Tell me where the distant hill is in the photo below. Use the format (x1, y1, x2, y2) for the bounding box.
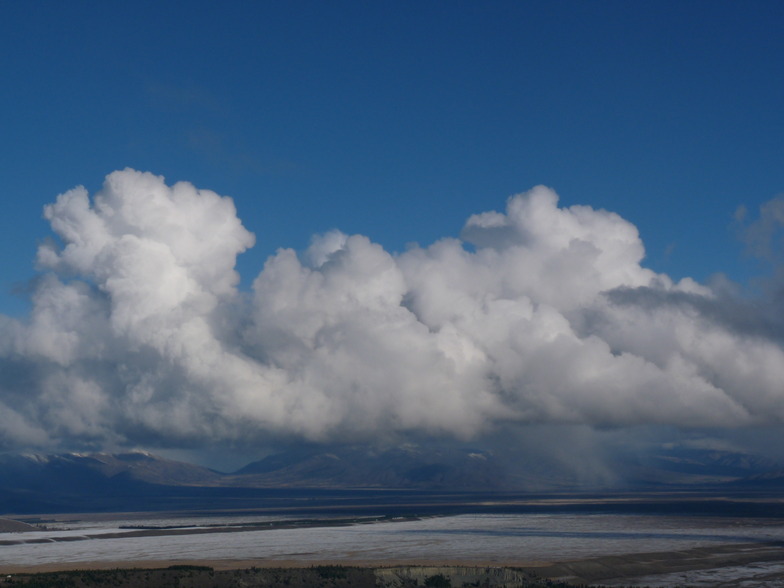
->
(1, 444, 783, 515)
(0, 452, 224, 513)
(0, 451, 221, 490)
(0, 517, 36, 532)
(229, 445, 508, 489)
(0, 447, 513, 514)
(728, 468, 784, 487)
(621, 446, 782, 487)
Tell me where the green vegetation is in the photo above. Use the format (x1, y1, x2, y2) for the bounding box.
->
(313, 565, 349, 579)
(424, 573, 452, 587)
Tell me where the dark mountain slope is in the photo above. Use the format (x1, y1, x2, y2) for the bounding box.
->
(231, 445, 508, 489)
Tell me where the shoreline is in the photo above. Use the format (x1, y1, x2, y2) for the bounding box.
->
(0, 558, 551, 574)
(2, 541, 784, 584)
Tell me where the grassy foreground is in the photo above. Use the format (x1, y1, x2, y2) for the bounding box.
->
(0, 565, 620, 587)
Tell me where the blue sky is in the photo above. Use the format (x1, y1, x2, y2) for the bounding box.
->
(2, 0, 782, 315)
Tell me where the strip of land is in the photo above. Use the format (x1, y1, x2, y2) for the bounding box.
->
(0, 518, 36, 533)
(530, 541, 784, 584)
(2, 541, 784, 585)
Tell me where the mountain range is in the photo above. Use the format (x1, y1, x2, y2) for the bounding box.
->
(1, 444, 783, 515)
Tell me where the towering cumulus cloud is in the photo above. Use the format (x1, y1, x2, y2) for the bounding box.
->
(0, 169, 782, 452)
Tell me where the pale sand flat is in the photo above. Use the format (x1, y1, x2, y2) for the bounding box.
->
(2, 542, 783, 583)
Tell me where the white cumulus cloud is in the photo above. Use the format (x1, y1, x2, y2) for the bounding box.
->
(0, 170, 782, 454)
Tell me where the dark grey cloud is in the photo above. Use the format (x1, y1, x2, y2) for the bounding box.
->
(605, 286, 784, 344)
(736, 195, 784, 261)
